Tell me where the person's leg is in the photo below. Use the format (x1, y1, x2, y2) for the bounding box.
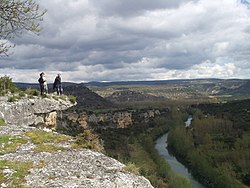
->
(40, 85, 43, 95)
(59, 85, 62, 95)
(44, 84, 48, 94)
(56, 85, 60, 95)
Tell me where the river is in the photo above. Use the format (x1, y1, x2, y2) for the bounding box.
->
(155, 117, 205, 188)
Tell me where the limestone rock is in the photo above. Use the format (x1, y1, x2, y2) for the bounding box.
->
(0, 97, 154, 188)
(0, 97, 74, 127)
(0, 122, 153, 188)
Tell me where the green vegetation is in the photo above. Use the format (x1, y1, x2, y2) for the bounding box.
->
(67, 95, 77, 104)
(0, 160, 33, 187)
(73, 130, 103, 151)
(53, 94, 77, 104)
(0, 76, 18, 96)
(25, 130, 70, 153)
(92, 110, 192, 188)
(0, 118, 6, 126)
(24, 88, 39, 96)
(7, 96, 19, 102)
(0, 136, 27, 155)
(26, 130, 69, 144)
(34, 143, 66, 153)
(167, 99, 250, 187)
(123, 162, 140, 175)
(0, 0, 46, 56)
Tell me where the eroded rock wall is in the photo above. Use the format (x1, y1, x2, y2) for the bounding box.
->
(57, 109, 161, 134)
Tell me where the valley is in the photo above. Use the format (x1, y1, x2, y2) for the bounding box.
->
(12, 78, 250, 187)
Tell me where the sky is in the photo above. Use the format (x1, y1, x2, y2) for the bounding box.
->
(1, 0, 250, 83)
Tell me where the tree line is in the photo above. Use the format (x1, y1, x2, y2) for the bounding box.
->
(168, 100, 250, 187)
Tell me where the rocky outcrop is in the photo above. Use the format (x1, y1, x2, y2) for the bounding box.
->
(57, 110, 161, 134)
(0, 97, 74, 128)
(0, 97, 154, 188)
(0, 123, 153, 188)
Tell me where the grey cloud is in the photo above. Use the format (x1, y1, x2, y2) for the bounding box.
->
(90, 0, 198, 17)
(1, 0, 250, 82)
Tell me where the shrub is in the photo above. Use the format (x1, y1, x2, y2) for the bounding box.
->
(18, 91, 26, 98)
(0, 76, 18, 95)
(123, 162, 140, 175)
(7, 96, 18, 102)
(0, 118, 6, 126)
(68, 95, 77, 104)
(25, 88, 39, 96)
(73, 130, 104, 151)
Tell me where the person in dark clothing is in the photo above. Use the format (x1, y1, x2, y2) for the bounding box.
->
(38, 72, 47, 95)
(53, 73, 63, 95)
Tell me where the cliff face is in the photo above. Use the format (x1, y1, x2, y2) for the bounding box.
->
(0, 98, 153, 188)
(57, 110, 161, 133)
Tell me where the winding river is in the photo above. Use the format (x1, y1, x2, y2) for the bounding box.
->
(155, 117, 205, 188)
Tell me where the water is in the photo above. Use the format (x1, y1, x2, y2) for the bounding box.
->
(185, 116, 192, 128)
(155, 117, 205, 188)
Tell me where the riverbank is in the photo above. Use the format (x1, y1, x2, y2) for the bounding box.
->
(155, 133, 205, 188)
(167, 105, 249, 188)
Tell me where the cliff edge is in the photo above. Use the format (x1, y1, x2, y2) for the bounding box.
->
(0, 97, 153, 188)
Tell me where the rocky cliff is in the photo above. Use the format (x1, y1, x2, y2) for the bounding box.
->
(57, 109, 161, 134)
(0, 97, 74, 128)
(0, 97, 153, 188)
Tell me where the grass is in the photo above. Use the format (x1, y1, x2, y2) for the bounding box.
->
(0, 136, 27, 155)
(123, 162, 140, 175)
(25, 130, 70, 153)
(25, 130, 69, 144)
(0, 160, 33, 188)
(34, 143, 66, 153)
(0, 118, 6, 126)
(68, 95, 77, 104)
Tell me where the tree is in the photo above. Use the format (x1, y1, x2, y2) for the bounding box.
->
(0, 0, 46, 56)
(0, 75, 17, 95)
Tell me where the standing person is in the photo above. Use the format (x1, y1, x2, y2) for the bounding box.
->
(53, 73, 63, 95)
(38, 72, 48, 95)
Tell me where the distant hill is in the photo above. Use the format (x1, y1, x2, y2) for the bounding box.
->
(215, 80, 250, 95)
(231, 80, 250, 94)
(106, 90, 164, 103)
(62, 84, 115, 109)
(85, 78, 223, 87)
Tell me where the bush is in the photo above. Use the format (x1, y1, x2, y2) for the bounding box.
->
(18, 91, 26, 98)
(0, 118, 6, 126)
(0, 76, 18, 95)
(68, 95, 77, 104)
(25, 88, 39, 96)
(73, 130, 104, 151)
(8, 96, 18, 102)
(123, 162, 140, 175)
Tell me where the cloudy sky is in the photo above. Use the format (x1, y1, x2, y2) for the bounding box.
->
(1, 0, 250, 83)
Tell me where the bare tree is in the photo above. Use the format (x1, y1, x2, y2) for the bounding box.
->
(0, 0, 46, 56)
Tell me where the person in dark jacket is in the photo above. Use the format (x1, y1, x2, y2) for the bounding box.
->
(53, 73, 63, 95)
(38, 72, 48, 95)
